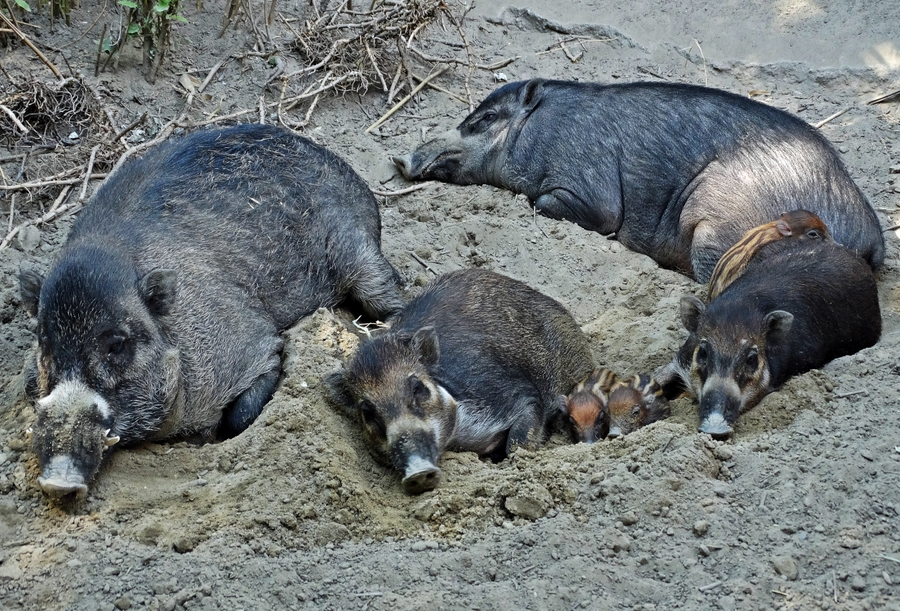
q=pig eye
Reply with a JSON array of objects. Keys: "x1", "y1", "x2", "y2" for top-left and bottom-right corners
[
  {"x1": 695, "y1": 341, "x2": 708, "y2": 367},
  {"x1": 475, "y1": 111, "x2": 498, "y2": 129},
  {"x1": 410, "y1": 377, "x2": 430, "y2": 402},
  {"x1": 101, "y1": 333, "x2": 134, "y2": 366},
  {"x1": 358, "y1": 400, "x2": 386, "y2": 436},
  {"x1": 745, "y1": 350, "x2": 759, "y2": 372},
  {"x1": 806, "y1": 229, "x2": 820, "y2": 239}
]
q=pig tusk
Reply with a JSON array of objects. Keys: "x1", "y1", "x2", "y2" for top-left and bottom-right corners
[{"x1": 103, "y1": 429, "x2": 120, "y2": 447}]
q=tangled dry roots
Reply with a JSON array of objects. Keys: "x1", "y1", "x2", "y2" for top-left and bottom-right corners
[
  {"x1": 289, "y1": 0, "x2": 449, "y2": 97},
  {"x1": 0, "y1": 78, "x2": 108, "y2": 148}
]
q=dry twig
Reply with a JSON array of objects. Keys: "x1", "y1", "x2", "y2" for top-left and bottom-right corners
[
  {"x1": 814, "y1": 107, "x2": 851, "y2": 129},
  {"x1": 366, "y1": 67, "x2": 447, "y2": 133}
]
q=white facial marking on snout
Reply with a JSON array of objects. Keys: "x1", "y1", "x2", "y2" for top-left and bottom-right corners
[
  {"x1": 702, "y1": 412, "x2": 728, "y2": 429},
  {"x1": 38, "y1": 380, "x2": 111, "y2": 419},
  {"x1": 385, "y1": 418, "x2": 439, "y2": 448},
  {"x1": 700, "y1": 375, "x2": 741, "y2": 402},
  {"x1": 404, "y1": 455, "x2": 439, "y2": 480}
]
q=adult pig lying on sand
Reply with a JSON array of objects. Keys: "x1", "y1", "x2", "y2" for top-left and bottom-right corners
[
  {"x1": 393, "y1": 80, "x2": 884, "y2": 282},
  {"x1": 20, "y1": 124, "x2": 403, "y2": 502},
  {"x1": 658, "y1": 238, "x2": 881, "y2": 439},
  {"x1": 328, "y1": 269, "x2": 594, "y2": 494}
]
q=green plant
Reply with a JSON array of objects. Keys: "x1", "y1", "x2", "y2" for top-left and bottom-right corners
[{"x1": 98, "y1": 0, "x2": 186, "y2": 82}]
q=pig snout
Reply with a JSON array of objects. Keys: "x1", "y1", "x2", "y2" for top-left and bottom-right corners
[
  {"x1": 393, "y1": 130, "x2": 466, "y2": 182},
  {"x1": 606, "y1": 426, "x2": 623, "y2": 440},
  {"x1": 697, "y1": 387, "x2": 737, "y2": 439},
  {"x1": 392, "y1": 154, "x2": 418, "y2": 180},
  {"x1": 32, "y1": 380, "x2": 118, "y2": 501},
  {"x1": 401, "y1": 456, "x2": 442, "y2": 494},
  {"x1": 389, "y1": 423, "x2": 442, "y2": 494},
  {"x1": 37, "y1": 455, "x2": 89, "y2": 501}
]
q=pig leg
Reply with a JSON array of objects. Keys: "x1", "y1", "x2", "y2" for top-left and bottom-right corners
[
  {"x1": 347, "y1": 243, "x2": 404, "y2": 320},
  {"x1": 503, "y1": 395, "x2": 546, "y2": 456},
  {"x1": 534, "y1": 189, "x2": 621, "y2": 234},
  {"x1": 220, "y1": 366, "x2": 281, "y2": 438}
]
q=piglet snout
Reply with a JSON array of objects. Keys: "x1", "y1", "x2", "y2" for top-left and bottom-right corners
[{"x1": 401, "y1": 456, "x2": 441, "y2": 494}]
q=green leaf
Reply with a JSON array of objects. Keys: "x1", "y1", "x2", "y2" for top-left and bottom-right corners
[
  {"x1": 153, "y1": 0, "x2": 170, "y2": 12},
  {"x1": 127, "y1": 22, "x2": 141, "y2": 34},
  {"x1": 167, "y1": 13, "x2": 188, "y2": 22},
  {"x1": 118, "y1": 0, "x2": 138, "y2": 7},
  {"x1": 14, "y1": 0, "x2": 32, "y2": 11}
]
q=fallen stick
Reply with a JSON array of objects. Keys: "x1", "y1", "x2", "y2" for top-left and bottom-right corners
[
  {"x1": 0, "y1": 175, "x2": 108, "y2": 192},
  {"x1": 409, "y1": 71, "x2": 467, "y2": 104},
  {"x1": 867, "y1": 89, "x2": 900, "y2": 105},
  {"x1": 409, "y1": 251, "x2": 438, "y2": 275},
  {"x1": 0, "y1": 193, "x2": 81, "y2": 251},
  {"x1": 365, "y1": 67, "x2": 447, "y2": 134},
  {"x1": 0, "y1": 12, "x2": 63, "y2": 80},
  {"x1": 833, "y1": 389, "x2": 867, "y2": 399},
  {"x1": 370, "y1": 182, "x2": 433, "y2": 196},
  {"x1": 198, "y1": 57, "x2": 231, "y2": 94},
  {"x1": 814, "y1": 107, "x2": 851, "y2": 129},
  {"x1": 0, "y1": 104, "x2": 28, "y2": 134},
  {"x1": 113, "y1": 112, "x2": 148, "y2": 143},
  {"x1": 698, "y1": 581, "x2": 722, "y2": 592},
  {"x1": 79, "y1": 145, "x2": 102, "y2": 203}
]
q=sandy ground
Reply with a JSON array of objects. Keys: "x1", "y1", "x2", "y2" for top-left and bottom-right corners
[{"x1": 1, "y1": 1, "x2": 899, "y2": 610}]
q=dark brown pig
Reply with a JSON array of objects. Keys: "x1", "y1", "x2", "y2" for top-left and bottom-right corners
[
  {"x1": 20, "y1": 124, "x2": 403, "y2": 502},
  {"x1": 558, "y1": 368, "x2": 618, "y2": 444},
  {"x1": 606, "y1": 374, "x2": 670, "y2": 439},
  {"x1": 328, "y1": 269, "x2": 594, "y2": 494},
  {"x1": 393, "y1": 80, "x2": 884, "y2": 281},
  {"x1": 657, "y1": 239, "x2": 880, "y2": 438},
  {"x1": 707, "y1": 210, "x2": 832, "y2": 300}
]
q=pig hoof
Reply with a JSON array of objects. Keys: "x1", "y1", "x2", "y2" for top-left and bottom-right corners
[
  {"x1": 37, "y1": 476, "x2": 88, "y2": 502},
  {"x1": 402, "y1": 467, "x2": 441, "y2": 494},
  {"x1": 698, "y1": 413, "x2": 734, "y2": 439}
]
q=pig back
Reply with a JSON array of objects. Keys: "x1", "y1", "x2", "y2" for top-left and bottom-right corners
[
  {"x1": 394, "y1": 269, "x2": 593, "y2": 411},
  {"x1": 70, "y1": 124, "x2": 384, "y2": 330}
]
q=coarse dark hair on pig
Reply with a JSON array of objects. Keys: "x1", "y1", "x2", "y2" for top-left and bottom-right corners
[
  {"x1": 20, "y1": 123, "x2": 403, "y2": 502},
  {"x1": 394, "y1": 80, "x2": 884, "y2": 282},
  {"x1": 328, "y1": 269, "x2": 595, "y2": 494},
  {"x1": 656, "y1": 238, "x2": 881, "y2": 439}
]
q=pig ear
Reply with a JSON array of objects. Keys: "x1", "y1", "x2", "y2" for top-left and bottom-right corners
[
  {"x1": 775, "y1": 219, "x2": 793, "y2": 237},
  {"x1": 764, "y1": 310, "x2": 794, "y2": 343},
  {"x1": 19, "y1": 268, "x2": 43, "y2": 317},
  {"x1": 557, "y1": 395, "x2": 569, "y2": 416},
  {"x1": 411, "y1": 326, "x2": 440, "y2": 367},
  {"x1": 139, "y1": 269, "x2": 177, "y2": 316},
  {"x1": 679, "y1": 295, "x2": 705, "y2": 333},
  {"x1": 325, "y1": 371, "x2": 356, "y2": 408},
  {"x1": 521, "y1": 79, "x2": 546, "y2": 111}
]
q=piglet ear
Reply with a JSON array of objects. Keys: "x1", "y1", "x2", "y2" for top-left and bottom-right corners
[
  {"x1": 679, "y1": 295, "x2": 705, "y2": 333},
  {"x1": 764, "y1": 310, "x2": 794, "y2": 344},
  {"x1": 411, "y1": 326, "x2": 440, "y2": 367},
  {"x1": 139, "y1": 269, "x2": 177, "y2": 316},
  {"x1": 775, "y1": 219, "x2": 793, "y2": 237},
  {"x1": 325, "y1": 371, "x2": 355, "y2": 408},
  {"x1": 521, "y1": 79, "x2": 546, "y2": 111},
  {"x1": 557, "y1": 395, "x2": 569, "y2": 416},
  {"x1": 19, "y1": 268, "x2": 44, "y2": 317}
]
